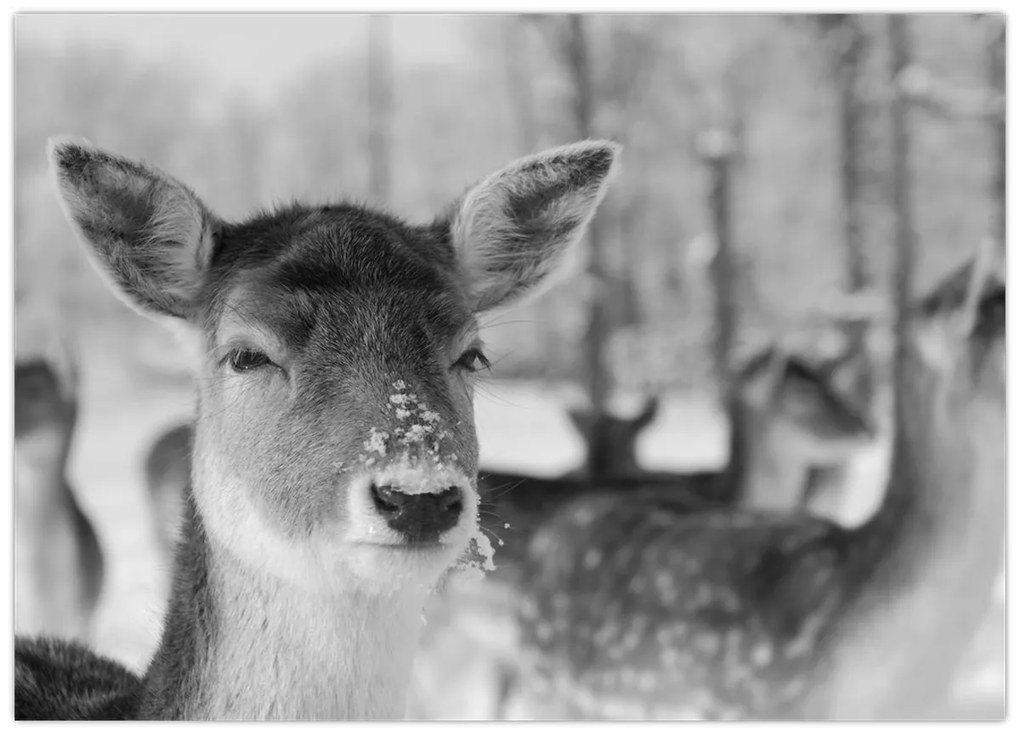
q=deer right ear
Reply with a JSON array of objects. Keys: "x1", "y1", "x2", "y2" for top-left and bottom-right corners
[
  {"x1": 446, "y1": 140, "x2": 620, "y2": 313},
  {"x1": 47, "y1": 137, "x2": 217, "y2": 320},
  {"x1": 632, "y1": 396, "x2": 660, "y2": 433},
  {"x1": 913, "y1": 243, "x2": 1005, "y2": 371},
  {"x1": 741, "y1": 347, "x2": 790, "y2": 408},
  {"x1": 566, "y1": 406, "x2": 596, "y2": 440}
]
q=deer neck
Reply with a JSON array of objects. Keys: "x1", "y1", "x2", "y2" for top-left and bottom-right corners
[
  {"x1": 725, "y1": 402, "x2": 804, "y2": 508},
  {"x1": 821, "y1": 350, "x2": 1004, "y2": 716},
  {"x1": 714, "y1": 399, "x2": 749, "y2": 501},
  {"x1": 849, "y1": 351, "x2": 1004, "y2": 585},
  {"x1": 140, "y1": 495, "x2": 426, "y2": 720}
]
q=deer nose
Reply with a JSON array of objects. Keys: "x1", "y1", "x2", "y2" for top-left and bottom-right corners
[{"x1": 370, "y1": 483, "x2": 464, "y2": 543}]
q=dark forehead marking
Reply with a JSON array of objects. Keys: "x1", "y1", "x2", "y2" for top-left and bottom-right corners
[
  {"x1": 211, "y1": 203, "x2": 455, "y2": 282},
  {"x1": 203, "y1": 203, "x2": 467, "y2": 336}
]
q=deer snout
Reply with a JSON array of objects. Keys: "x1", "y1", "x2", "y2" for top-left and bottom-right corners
[{"x1": 370, "y1": 483, "x2": 465, "y2": 543}]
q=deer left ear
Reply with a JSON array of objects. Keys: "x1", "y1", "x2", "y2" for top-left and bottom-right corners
[
  {"x1": 444, "y1": 140, "x2": 620, "y2": 313},
  {"x1": 47, "y1": 136, "x2": 218, "y2": 321}
]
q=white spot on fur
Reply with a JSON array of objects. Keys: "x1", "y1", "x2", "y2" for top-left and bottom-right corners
[
  {"x1": 751, "y1": 641, "x2": 773, "y2": 667},
  {"x1": 572, "y1": 504, "x2": 598, "y2": 525}
]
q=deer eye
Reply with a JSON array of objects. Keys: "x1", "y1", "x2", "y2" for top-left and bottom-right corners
[
  {"x1": 227, "y1": 348, "x2": 273, "y2": 373},
  {"x1": 452, "y1": 348, "x2": 491, "y2": 374}
]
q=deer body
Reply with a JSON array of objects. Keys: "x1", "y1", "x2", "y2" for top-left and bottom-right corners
[
  {"x1": 811, "y1": 308, "x2": 1005, "y2": 716},
  {"x1": 16, "y1": 137, "x2": 619, "y2": 720},
  {"x1": 513, "y1": 261, "x2": 1004, "y2": 719},
  {"x1": 445, "y1": 348, "x2": 872, "y2": 719},
  {"x1": 14, "y1": 358, "x2": 104, "y2": 643}
]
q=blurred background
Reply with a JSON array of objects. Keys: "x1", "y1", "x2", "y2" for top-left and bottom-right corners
[{"x1": 12, "y1": 13, "x2": 1004, "y2": 719}]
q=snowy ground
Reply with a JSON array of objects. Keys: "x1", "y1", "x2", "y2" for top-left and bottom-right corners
[{"x1": 58, "y1": 349, "x2": 1003, "y2": 719}]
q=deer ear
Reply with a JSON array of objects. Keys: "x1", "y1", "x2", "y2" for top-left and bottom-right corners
[
  {"x1": 446, "y1": 140, "x2": 620, "y2": 313},
  {"x1": 47, "y1": 137, "x2": 218, "y2": 320},
  {"x1": 566, "y1": 406, "x2": 596, "y2": 440},
  {"x1": 740, "y1": 346, "x2": 790, "y2": 408},
  {"x1": 816, "y1": 349, "x2": 857, "y2": 397},
  {"x1": 631, "y1": 396, "x2": 660, "y2": 433},
  {"x1": 913, "y1": 241, "x2": 1005, "y2": 370}
]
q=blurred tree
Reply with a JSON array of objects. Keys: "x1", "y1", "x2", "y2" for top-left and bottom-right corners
[
  {"x1": 501, "y1": 16, "x2": 540, "y2": 155},
  {"x1": 562, "y1": 14, "x2": 617, "y2": 478},
  {"x1": 812, "y1": 14, "x2": 875, "y2": 405},
  {"x1": 697, "y1": 128, "x2": 740, "y2": 409},
  {"x1": 367, "y1": 14, "x2": 394, "y2": 204},
  {"x1": 888, "y1": 15, "x2": 917, "y2": 395},
  {"x1": 594, "y1": 16, "x2": 677, "y2": 333},
  {"x1": 984, "y1": 15, "x2": 1005, "y2": 251}
]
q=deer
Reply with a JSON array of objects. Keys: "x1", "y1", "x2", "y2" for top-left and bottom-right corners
[
  {"x1": 478, "y1": 343, "x2": 876, "y2": 584},
  {"x1": 507, "y1": 252, "x2": 1005, "y2": 719},
  {"x1": 427, "y1": 340, "x2": 875, "y2": 718},
  {"x1": 143, "y1": 422, "x2": 193, "y2": 569},
  {"x1": 14, "y1": 348, "x2": 104, "y2": 644},
  {"x1": 14, "y1": 136, "x2": 620, "y2": 720}
]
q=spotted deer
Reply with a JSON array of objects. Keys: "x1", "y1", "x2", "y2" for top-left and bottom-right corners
[
  {"x1": 479, "y1": 343, "x2": 875, "y2": 585},
  {"x1": 14, "y1": 136, "x2": 619, "y2": 720},
  {"x1": 14, "y1": 349, "x2": 104, "y2": 644},
  {"x1": 440, "y1": 343, "x2": 873, "y2": 718},
  {"x1": 510, "y1": 255, "x2": 1005, "y2": 719}
]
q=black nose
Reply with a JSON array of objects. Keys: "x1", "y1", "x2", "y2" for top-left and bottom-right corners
[{"x1": 370, "y1": 484, "x2": 464, "y2": 543}]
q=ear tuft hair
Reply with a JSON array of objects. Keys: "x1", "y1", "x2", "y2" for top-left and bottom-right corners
[
  {"x1": 447, "y1": 140, "x2": 620, "y2": 313},
  {"x1": 47, "y1": 136, "x2": 217, "y2": 321}
]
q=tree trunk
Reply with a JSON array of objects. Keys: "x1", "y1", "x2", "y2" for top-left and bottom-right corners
[
  {"x1": 986, "y1": 17, "x2": 1005, "y2": 249},
  {"x1": 504, "y1": 16, "x2": 540, "y2": 154},
  {"x1": 564, "y1": 15, "x2": 614, "y2": 479},
  {"x1": 832, "y1": 16, "x2": 875, "y2": 405},
  {"x1": 367, "y1": 15, "x2": 394, "y2": 204},
  {"x1": 888, "y1": 15, "x2": 916, "y2": 400},
  {"x1": 699, "y1": 130, "x2": 739, "y2": 406}
]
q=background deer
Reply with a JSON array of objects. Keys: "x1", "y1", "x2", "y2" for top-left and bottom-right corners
[
  {"x1": 418, "y1": 339, "x2": 873, "y2": 717},
  {"x1": 143, "y1": 422, "x2": 192, "y2": 569},
  {"x1": 479, "y1": 342, "x2": 875, "y2": 584},
  {"x1": 508, "y1": 254, "x2": 1004, "y2": 719},
  {"x1": 15, "y1": 137, "x2": 619, "y2": 720},
  {"x1": 14, "y1": 347, "x2": 104, "y2": 644}
]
